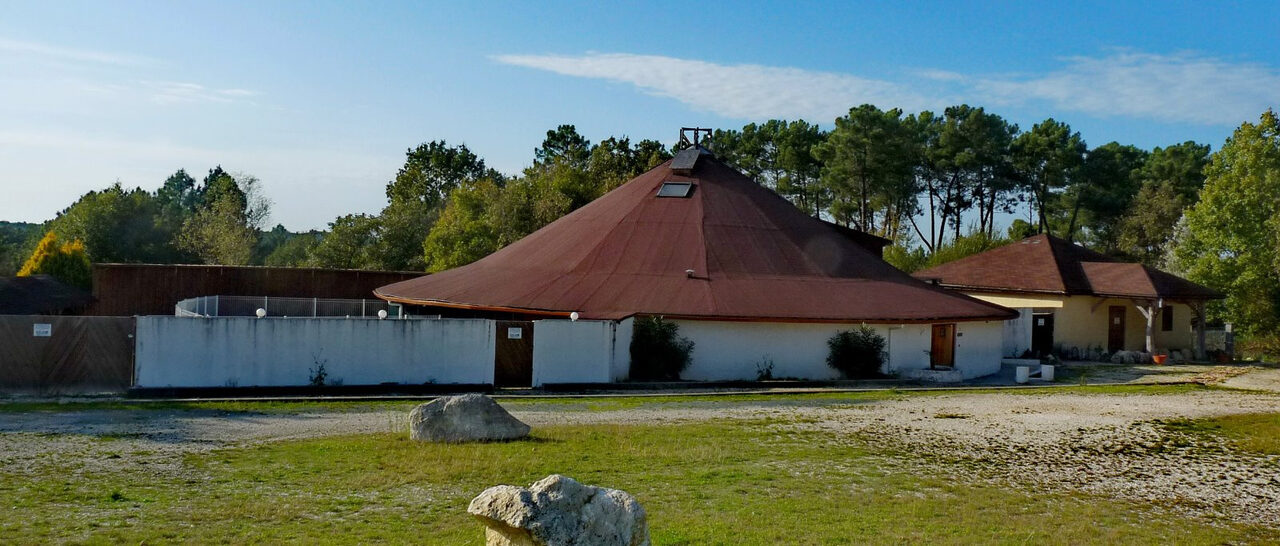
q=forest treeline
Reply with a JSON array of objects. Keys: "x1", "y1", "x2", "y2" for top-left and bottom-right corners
[{"x1": 5, "y1": 106, "x2": 1280, "y2": 351}]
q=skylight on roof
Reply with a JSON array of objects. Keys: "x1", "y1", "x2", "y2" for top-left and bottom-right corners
[{"x1": 657, "y1": 181, "x2": 694, "y2": 198}]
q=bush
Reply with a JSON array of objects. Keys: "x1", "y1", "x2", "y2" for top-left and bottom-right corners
[
  {"x1": 826, "y1": 326, "x2": 887, "y2": 379},
  {"x1": 629, "y1": 316, "x2": 694, "y2": 381},
  {"x1": 18, "y1": 231, "x2": 92, "y2": 289}
]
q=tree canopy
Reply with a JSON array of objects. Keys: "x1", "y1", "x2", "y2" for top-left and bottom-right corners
[
  {"x1": 18, "y1": 231, "x2": 92, "y2": 288},
  {"x1": 1173, "y1": 110, "x2": 1280, "y2": 340}
]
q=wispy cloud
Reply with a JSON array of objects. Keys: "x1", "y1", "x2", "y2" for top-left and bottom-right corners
[
  {"x1": 973, "y1": 51, "x2": 1280, "y2": 125},
  {"x1": 493, "y1": 53, "x2": 944, "y2": 121},
  {"x1": 0, "y1": 37, "x2": 152, "y2": 66},
  {"x1": 140, "y1": 81, "x2": 260, "y2": 104},
  {"x1": 496, "y1": 51, "x2": 1280, "y2": 126}
]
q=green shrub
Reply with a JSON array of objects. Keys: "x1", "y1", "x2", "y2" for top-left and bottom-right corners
[
  {"x1": 826, "y1": 326, "x2": 887, "y2": 379},
  {"x1": 629, "y1": 316, "x2": 694, "y2": 381}
]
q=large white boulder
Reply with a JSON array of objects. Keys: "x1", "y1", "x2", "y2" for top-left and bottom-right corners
[
  {"x1": 468, "y1": 474, "x2": 649, "y2": 546},
  {"x1": 408, "y1": 394, "x2": 530, "y2": 443}
]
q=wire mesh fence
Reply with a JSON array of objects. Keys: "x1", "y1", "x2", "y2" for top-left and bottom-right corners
[{"x1": 175, "y1": 295, "x2": 407, "y2": 318}]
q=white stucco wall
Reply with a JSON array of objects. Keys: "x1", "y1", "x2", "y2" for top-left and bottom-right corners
[
  {"x1": 135, "y1": 317, "x2": 495, "y2": 388},
  {"x1": 954, "y1": 321, "x2": 1004, "y2": 379},
  {"x1": 611, "y1": 317, "x2": 634, "y2": 381},
  {"x1": 532, "y1": 320, "x2": 615, "y2": 385},
  {"x1": 663, "y1": 319, "x2": 1002, "y2": 381},
  {"x1": 670, "y1": 321, "x2": 993, "y2": 381},
  {"x1": 1002, "y1": 308, "x2": 1034, "y2": 358}
]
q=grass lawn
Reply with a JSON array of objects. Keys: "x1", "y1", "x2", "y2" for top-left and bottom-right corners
[
  {"x1": 0, "y1": 382, "x2": 1218, "y2": 415},
  {"x1": 2, "y1": 394, "x2": 1277, "y2": 544},
  {"x1": 1163, "y1": 412, "x2": 1280, "y2": 456}
]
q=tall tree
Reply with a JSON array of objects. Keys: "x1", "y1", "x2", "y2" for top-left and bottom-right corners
[
  {"x1": 421, "y1": 180, "x2": 504, "y2": 272},
  {"x1": 534, "y1": 124, "x2": 591, "y2": 168},
  {"x1": 710, "y1": 120, "x2": 828, "y2": 216},
  {"x1": 919, "y1": 105, "x2": 1019, "y2": 246},
  {"x1": 1116, "y1": 141, "x2": 1211, "y2": 263},
  {"x1": 1172, "y1": 110, "x2": 1280, "y2": 338},
  {"x1": 386, "y1": 141, "x2": 497, "y2": 209},
  {"x1": 307, "y1": 214, "x2": 382, "y2": 269},
  {"x1": 773, "y1": 120, "x2": 828, "y2": 217},
  {"x1": 44, "y1": 184, "x2": 178, "y2": 263},
  {"x1": 587, "y1": 136, "x2": 673, "y2": 191},
  {"x1": 813, "y1": 105, "x2": 919, "y2": 239},
  {"x1": 1012, "y1": 119, "x2": 1087, "y2": 235},
  {"x1": 1069, "y1": 142, "x2": 1148, "y2": 249},
  {"x1": 177, "y1": 188, "x2": 257, "y2": 265}
]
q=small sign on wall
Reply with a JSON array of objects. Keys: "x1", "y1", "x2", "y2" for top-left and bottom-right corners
[
  {"x1": 507, "y1": 327, "x2": 523, "y2": 340},
  {"x1": 33, "y1": 323, "x2": 52, "y2": 337}
]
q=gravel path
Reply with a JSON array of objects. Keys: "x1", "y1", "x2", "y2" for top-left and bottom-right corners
[
  {"x1": 4, "y1": 387, "x2": 1280, "y2": 526},
  {"x1": 1223, "y1": 366, "x2": 1280, "y2": 393}
]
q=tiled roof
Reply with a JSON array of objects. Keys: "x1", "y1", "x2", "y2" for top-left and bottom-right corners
[{"x1": 914, "y1": 234, "x2": 1221, "y2": 300}]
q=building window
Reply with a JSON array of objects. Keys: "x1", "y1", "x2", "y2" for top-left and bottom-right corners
[
  {"x1": 1162, "y1": 305, "x2": 1174, "y2": 331},
  {"x1": 657, "y1": 182, "x2": 694, "y2": 198}
]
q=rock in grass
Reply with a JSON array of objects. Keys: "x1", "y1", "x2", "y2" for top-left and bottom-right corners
[
  {"x1": 468, "y1": 474, "x2": 649, "y2": 546},
  {"x1": 408, "y1": 394, "x2": 530, "y2": 443}
]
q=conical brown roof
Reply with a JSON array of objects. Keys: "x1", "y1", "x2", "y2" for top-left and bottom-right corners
[{"x1": 376, "y1": 153, "x2": 1016, "y2": 322}]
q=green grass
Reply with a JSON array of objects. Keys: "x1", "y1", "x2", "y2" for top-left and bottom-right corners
[
  {"x1": 2, "y1": 417, "x2": 1275, "y2": 544},
  {"x1": 1162, "y1": 412, "x2": 1280, "y2": 456},
  {"x1": 0, "y1": 382, "x2": 1221, "y2": 415}
]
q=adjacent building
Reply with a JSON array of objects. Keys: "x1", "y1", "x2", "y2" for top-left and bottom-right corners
[{"x1": 914, "y1": 234, "x2": 1222, "y2": 359}]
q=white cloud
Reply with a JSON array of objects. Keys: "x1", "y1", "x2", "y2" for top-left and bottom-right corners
[
  {"x1": 140, "y1": 81, "x2": 260, "y2": 105},
  {"x1": 974, "y1": 51, "x2": 1280, "y2": 125},
  {"x1": 0, "y1": 37, "x2": 151, "y2": 66},
  {"x1": 496, "y1": 51, "x2": 1280, "y2": 127},
  {"x1": 493, "y1": 53, "x2": 943, "y2": 121}
]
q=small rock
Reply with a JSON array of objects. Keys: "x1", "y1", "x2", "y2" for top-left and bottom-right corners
[
  {"x1": 468, "y1": 474, "x2": 649, "y2": 546},
  {"x1": 408, "y1": 394, "x2": 530, "y2": 443}
]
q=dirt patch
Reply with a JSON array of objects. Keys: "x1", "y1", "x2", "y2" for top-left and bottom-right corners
[{"x1": 779, "y1": 390, "x2": 1280, "y2": 526}]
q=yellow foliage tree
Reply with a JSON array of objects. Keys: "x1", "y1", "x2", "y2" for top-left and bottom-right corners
[{"x1": 18, "y1": 231, "x2": 92, "y2": 288}]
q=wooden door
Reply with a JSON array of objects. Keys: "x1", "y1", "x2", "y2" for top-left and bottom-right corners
[
  {"x1": 494, "y1": 321, "x2": 534, "y2": 387},
  {"x1": 1031, "y1": 313, "x2": 1054, "y2": 357},
  {"x1": 930, "y1": 324, "x2": 955, "y2": 368},
  {"x1": 1108, "y1": 306, "x2": 1126, "y2": 352}
]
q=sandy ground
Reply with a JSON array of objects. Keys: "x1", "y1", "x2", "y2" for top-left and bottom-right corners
[{"x1": 3, "y1": 384, "x2": 1280, "y2": 526}]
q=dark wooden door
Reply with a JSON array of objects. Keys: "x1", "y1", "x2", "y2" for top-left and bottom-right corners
[
  {"x1": 1108, "y1": 306, "x2": 1126, "y2": 352},
  {"x1": 1031, "y1": 313, "x2": 1054, "y2": 357},
  {"x1": 494, "y1": 321, "x2": 534, "y2": 387},
  {"x1": 930, "y1": 324, "x2": 955, "y2": 368}
]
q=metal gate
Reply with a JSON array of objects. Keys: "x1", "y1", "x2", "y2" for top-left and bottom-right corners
[{"x1": 0, "y1": 316, "x2": 135, "y2": 393}]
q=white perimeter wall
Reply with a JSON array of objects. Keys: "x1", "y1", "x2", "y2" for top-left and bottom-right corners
[
  {"x1": 672, "y1": 320, "x2": 1004, "y2": 381},
  {"x1": 135, "y1": 317, "x2": 495, "y2": 388},
  {"x1": 532, "y1": 320, "x2": 616, "y2": 386}
]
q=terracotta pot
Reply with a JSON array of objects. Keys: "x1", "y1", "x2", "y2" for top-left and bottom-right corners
[{"x1": 1152, "y1": 354, "x2": 1168, "y2": 365}]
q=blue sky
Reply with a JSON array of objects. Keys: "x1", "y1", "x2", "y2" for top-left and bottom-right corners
[{"x1": 2, "y1": 1, "x2": 1278, "y2": 230}]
